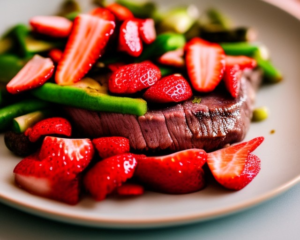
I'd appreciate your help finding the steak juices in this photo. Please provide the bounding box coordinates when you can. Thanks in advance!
[1,1,281,204]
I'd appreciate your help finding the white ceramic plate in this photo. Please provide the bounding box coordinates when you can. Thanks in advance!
[1,0,300,229]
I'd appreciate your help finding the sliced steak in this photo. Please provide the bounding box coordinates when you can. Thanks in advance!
[65,69,262,153]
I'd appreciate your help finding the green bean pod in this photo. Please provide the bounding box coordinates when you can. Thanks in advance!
[116,0,156,18]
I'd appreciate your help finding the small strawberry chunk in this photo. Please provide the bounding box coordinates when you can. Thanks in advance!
[118,19,143,57]
[226,56,257,70]
[207,137,264,190]
[25,117,72,142]
[55,14,115,85]
[116,183,144,196]
[139,18,156,44]
[157,48,185,68]
[108,61,161,94]
[223,64,242,98]
[14,137,94,205]
[92,137,130,159]
[30,16,72,38]
[84,153,138,201]
[185,37,225,92]
[90,7,116,22]
[48,49,63,63]
[6,55,54,94]
[143,74,193,103]
[135,149,207,194]
[106,3,134,21]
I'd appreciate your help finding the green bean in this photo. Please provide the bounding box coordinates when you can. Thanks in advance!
[116,0,156,18]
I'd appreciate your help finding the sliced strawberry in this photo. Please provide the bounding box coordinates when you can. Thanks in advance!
[84,153,138,201]
[106,3,134,21]
[90,7,116,22]
[30,16,72,38]
[48,48,63,63]
[118,19,143,57]
[25,117,72,142]
[14,137,94,204]
[223,64,242,98]
[207,137,264,190]
[107,62,126,72]
[157,48,185,68]
[55,14,115,85]
[139,18,156,44]
[226,56,257,70]
[92,137,130,159]
[108,61,161,94]
[135,149,207,194]
[116,183,144,196]
[185,37,225,92]
[6,55,54,94]
[143,74,193,103]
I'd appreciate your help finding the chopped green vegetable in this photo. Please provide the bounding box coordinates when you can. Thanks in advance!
[184,21,201,41]
[206,8,232,30]
[65,11,80,21]
[31,83,147,116]
[92,0,105,7]
[192,97,202,104]
[252,107,269,122]
[220,42,259,56]
[0,38,13,54]
[57,0,81,17]
[255,57,282,83]
[116,0,156,18]
[0,54,26,83]
[72,77,108,93]
[25,36,57,53]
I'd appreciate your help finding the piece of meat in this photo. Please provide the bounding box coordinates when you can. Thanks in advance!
[65,69,262,153]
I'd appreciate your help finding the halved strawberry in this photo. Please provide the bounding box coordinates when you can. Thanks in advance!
[90,7,116,21]
[48,48,63,63]
[30,16,72,38]
[106,3,134,21]
[25,117,72,142]
[226,56,257,70]
[139,18,156,44]
[55,14,115,85]
[118,19,143,57]
[207,137,264,190]
[14,137,94,204]
[223,64,242,98]
[6,55,54,94]
[185,37,225,92]
[143,74,193,103]
[116,183,144,196]
[84,153,138,201]
[157,48,185,68]
[135,149,207,194]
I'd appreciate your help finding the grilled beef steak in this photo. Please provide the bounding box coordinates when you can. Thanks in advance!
[65,70,262,152]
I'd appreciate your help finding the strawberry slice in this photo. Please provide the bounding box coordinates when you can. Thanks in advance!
[92,137,130,159]
[226,56,257,70]
[108,61,161,94]
[185,37,225,92]
[48,48,63,63]
[135,149,207,194]
[25,117,72,142]
[106,3,134,21]
[116,183,144,196]
[55,14,115,85]
[157,48,185,68]
[84,153,138,201]
[14,137,94,204]
[207,137,264,190]
[6,55,54,94]
[143,74,193,103]
[139,18,156,44]
[223,64,242,98]
[118,19,143,57]
[90,7,116,21]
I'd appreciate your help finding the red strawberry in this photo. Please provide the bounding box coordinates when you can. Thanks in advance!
[223,64,242,98]
[107,62,126,72]
[108,61,161,94]
[6,55,54,94]
[226,56,257,70]
[90,7,116,21]
[106,3,134,21]
[157,48,185,68]
[207,137,264,190]
[55,14,115,85]
[116,183,144,196]
[143,74,193,103]
[135,149,207,194]
[14,137,94,204]
[84,153,138,201]
[25,117,72,142]
[139,18,156,44]
[48,48,63,63]
[30,16,72,38]
[118,19,143,57]
[185,37,225,92]
[92,137,130,159]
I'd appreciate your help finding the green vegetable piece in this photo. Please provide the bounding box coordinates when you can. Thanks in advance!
[206,8,232,30]
[65,11,80,21]
[93,0,105,7]
[116,0,156,18]
[0,54,25,83]
[255,56,282,83]
[220,42,259,56]
[0,98,50,132]
[25,36,57,53]
[252,107,269,122]
[192,97,201,104]
[159,65,174,77]
[31,83,147,116]
[184,21,201,41]
[12,109,53,133]
[0,38,13,54]
[136,33,186,62]
[57,0,81,17]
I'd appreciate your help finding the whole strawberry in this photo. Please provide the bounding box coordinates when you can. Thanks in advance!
[92,137,130,159]
[108,61,161,94]
[143,74,193,103]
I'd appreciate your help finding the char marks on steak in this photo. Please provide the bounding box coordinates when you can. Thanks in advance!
[65,70,262,152]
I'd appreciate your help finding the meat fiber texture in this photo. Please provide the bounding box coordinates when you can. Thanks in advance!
[65,70,262,153]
